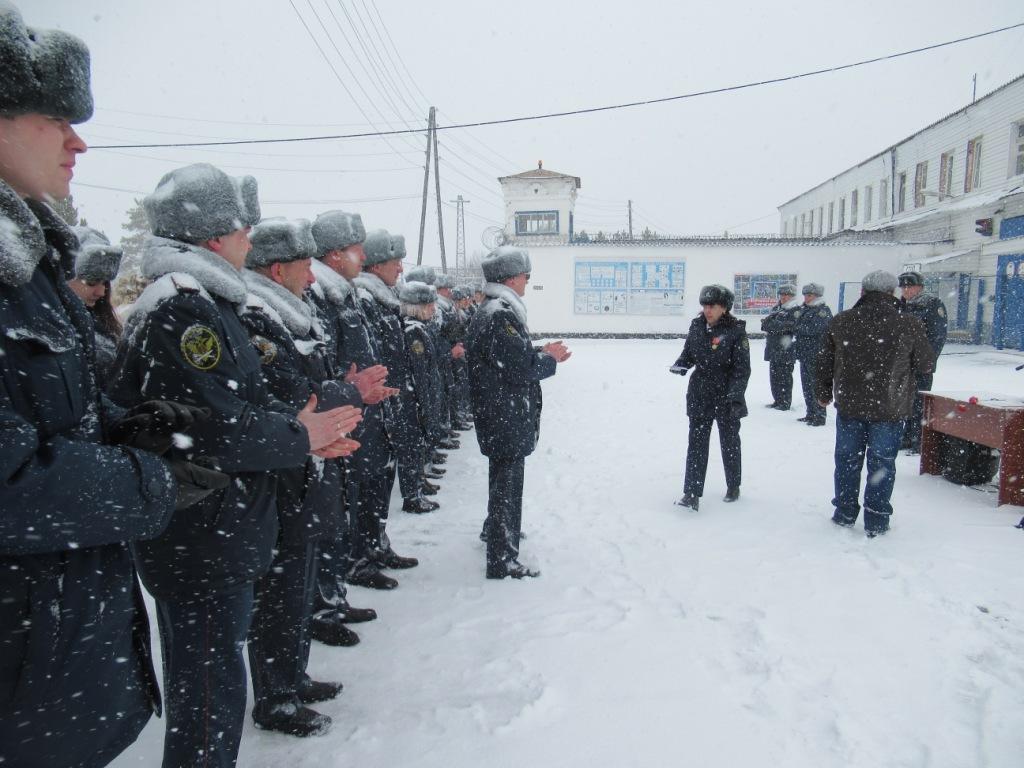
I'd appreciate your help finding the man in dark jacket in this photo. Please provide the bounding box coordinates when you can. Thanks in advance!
[112,165,359,767]
[816,270,934,537]
[760,283,800,410]
[466,247,571,579]
[794,282,832,426]
[899,271,948,452]
[671,285,751,509]
[0,8,181,765]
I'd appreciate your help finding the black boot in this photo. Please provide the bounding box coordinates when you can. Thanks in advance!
[486,560,540,579]
[723,486,740,502]
[1016,517,1024,529]
[298,678,343,704]
[347,564,398,590]
[424,464,446,478]
[378,547,419,569]
[310,614,360,647]
[421,478,440,495]
[675,493,699,511]
[765,402,779,408]
[253,702,332,737]
[431,451,448,465]
[797,416,810,422]
[438,437,460,450]
[336,604,377,623]
[403,496,439,513]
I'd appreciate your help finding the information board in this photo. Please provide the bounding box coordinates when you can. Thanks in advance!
[733,273,799,315]
[574,260,686,315]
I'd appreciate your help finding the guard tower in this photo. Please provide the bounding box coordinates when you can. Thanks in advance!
[498,161,581,245]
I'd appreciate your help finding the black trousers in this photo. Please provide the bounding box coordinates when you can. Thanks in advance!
[904,372,934,449]
[485,456,526,569]
[155,586,254,768]
[799,356,826,421]
[769,358,795,408]
[395,400,426,500]
[684,417,742,497]
[248,539,318,714]
[350,461,398,567]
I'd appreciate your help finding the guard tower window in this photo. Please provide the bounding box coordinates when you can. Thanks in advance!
[515,211,559,235]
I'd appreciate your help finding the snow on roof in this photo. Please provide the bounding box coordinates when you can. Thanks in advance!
[856,182,1024,232]
[499,161,582,189]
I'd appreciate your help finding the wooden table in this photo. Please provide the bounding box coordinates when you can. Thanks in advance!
[920,392,1024,507]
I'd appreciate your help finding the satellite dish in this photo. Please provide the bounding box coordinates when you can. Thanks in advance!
[482,226,508,250]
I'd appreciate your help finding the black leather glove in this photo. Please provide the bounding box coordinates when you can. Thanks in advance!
[172,457,229,510]
[669,364,689,376]
[109,401,211,456]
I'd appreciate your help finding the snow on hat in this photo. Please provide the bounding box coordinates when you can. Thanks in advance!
[363,228,399,266]
[0,3,93,123]
[801,282,824,296]
[451,285,472,301]
[698,284,734,311]
[482,246,531,283]
[246,217,315,268]
[778,283,797,296]
[434,272,455,289]
[71,225,121,283]
[405,265,436,285]
[144,163,260,243]
[898,271,924,287]
[862,269,898,294]
[311,210,365,256]
[399,281,436,305]
[390,234,407,260]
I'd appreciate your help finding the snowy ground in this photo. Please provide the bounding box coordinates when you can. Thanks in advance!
[112,339,1024,768]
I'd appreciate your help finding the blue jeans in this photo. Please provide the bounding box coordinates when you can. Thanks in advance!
[832,413,903,531]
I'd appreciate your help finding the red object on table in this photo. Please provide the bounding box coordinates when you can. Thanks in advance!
[969,396,979,404]
[920,393,1024,507]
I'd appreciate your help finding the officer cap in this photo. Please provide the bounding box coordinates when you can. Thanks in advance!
[778,283,797,297]
[698,284,734,311]
[898,271,924,287]
[246,217,315,268]
[802,282,824,297]
[363,229,399,266]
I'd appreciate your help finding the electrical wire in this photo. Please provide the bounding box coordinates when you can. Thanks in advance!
[90,21,1024,150]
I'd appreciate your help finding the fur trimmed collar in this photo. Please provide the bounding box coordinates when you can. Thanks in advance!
[353,272,399,309]
[483,282,528,327]
[0,180,77,287]
[242,269,312,337]
[310,258,354,306]
[804,296,826,308]
[140,235,247,305]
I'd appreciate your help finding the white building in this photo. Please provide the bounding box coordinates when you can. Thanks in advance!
[499,162,580,246]
[778,74,1024,347]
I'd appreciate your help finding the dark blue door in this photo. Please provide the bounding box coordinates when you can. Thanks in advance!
[995,254,1024,349]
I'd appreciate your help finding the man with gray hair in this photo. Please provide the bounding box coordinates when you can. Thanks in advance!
[815,270,934,537]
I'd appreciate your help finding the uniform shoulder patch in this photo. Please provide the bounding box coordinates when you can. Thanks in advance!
[250,335,277,364]
[505,322,519,337]
[410,339,425,355]
[819,308,829,317]
[180,324,222,370]
[741,337,749,350]
[937,304,947,317]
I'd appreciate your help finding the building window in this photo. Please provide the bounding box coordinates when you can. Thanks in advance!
[965,137,982,192]
[838,197,846,230]
[897,172,907,213]
[939,151,954,198]
[828,201,834,234]
[817,206,824,236]
[914,161,929,207]
[864,186,873,223]
[1012,121,1024,177]
[515,210,559,236]
[850,189,859,226]
[800,213,806,236]
[808,209,814,235]
[880,179,889,217]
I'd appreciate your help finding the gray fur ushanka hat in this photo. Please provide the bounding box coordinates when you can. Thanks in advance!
[71,225,121,282]
[144,163,260,243]
[0,3,93,123]
[311,210,365,256]
[246,217,315,268]
[363,229,400,266]
[802,282,824,297]
[404,265,436,285]
[399,281,437,305]
[390,234,407,260]
[698,284,734,311]
[778,283,797,296]
[482,246,531,283]
[434,272,455,290]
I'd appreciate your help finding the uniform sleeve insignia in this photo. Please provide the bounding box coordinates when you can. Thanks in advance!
[741,337,749,350]
[505,322,519,337]
[250,335,277,364]
[180,324,222,370]
[410,339,425,355]
[937,305,947,317]
[819,308,829,317]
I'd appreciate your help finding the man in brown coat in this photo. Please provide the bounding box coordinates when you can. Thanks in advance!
[815,270,934,536]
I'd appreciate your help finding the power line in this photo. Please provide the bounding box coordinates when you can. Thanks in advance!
[91,147,421,174]
[90,21,1024,150]
[71,180,424,206]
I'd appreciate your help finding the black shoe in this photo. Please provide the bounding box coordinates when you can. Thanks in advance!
[253,703,332,737]
[403,496,439,514]
[1016,517,1024,529]
[452,420,473,431]
[347,566,398,590]
[723,486,740,502]
[310,615,361,647]
[378,547,418,569]
[774,403,791,410]
[439,438,461,450]
[421,479,440,495]
[424,465,446,478]
[806,418,826,427]
[430,451,448,464]
[336,604,377,623]
[831,514,855,528]
[486,560,540,579]
[865,526,889,538]
[675,493,700,511]
[765,402,779,408]
[298,678,343,704]
[797,416,810,422]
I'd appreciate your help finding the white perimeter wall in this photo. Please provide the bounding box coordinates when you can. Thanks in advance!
[522,242,935,335]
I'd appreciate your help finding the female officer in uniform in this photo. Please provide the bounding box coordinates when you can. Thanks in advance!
[670,285,751,510]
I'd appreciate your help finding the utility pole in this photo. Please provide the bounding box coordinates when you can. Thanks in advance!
[628,199,633,240]
[972,73,977,103]
[432,116,446,271]
[416,107,434,265]
[450,195,469,277]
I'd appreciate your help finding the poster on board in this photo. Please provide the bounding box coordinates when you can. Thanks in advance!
[574,259,686,315]
[733,273,799,314]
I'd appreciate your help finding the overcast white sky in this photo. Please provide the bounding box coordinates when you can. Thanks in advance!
[28,0,1024,267]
